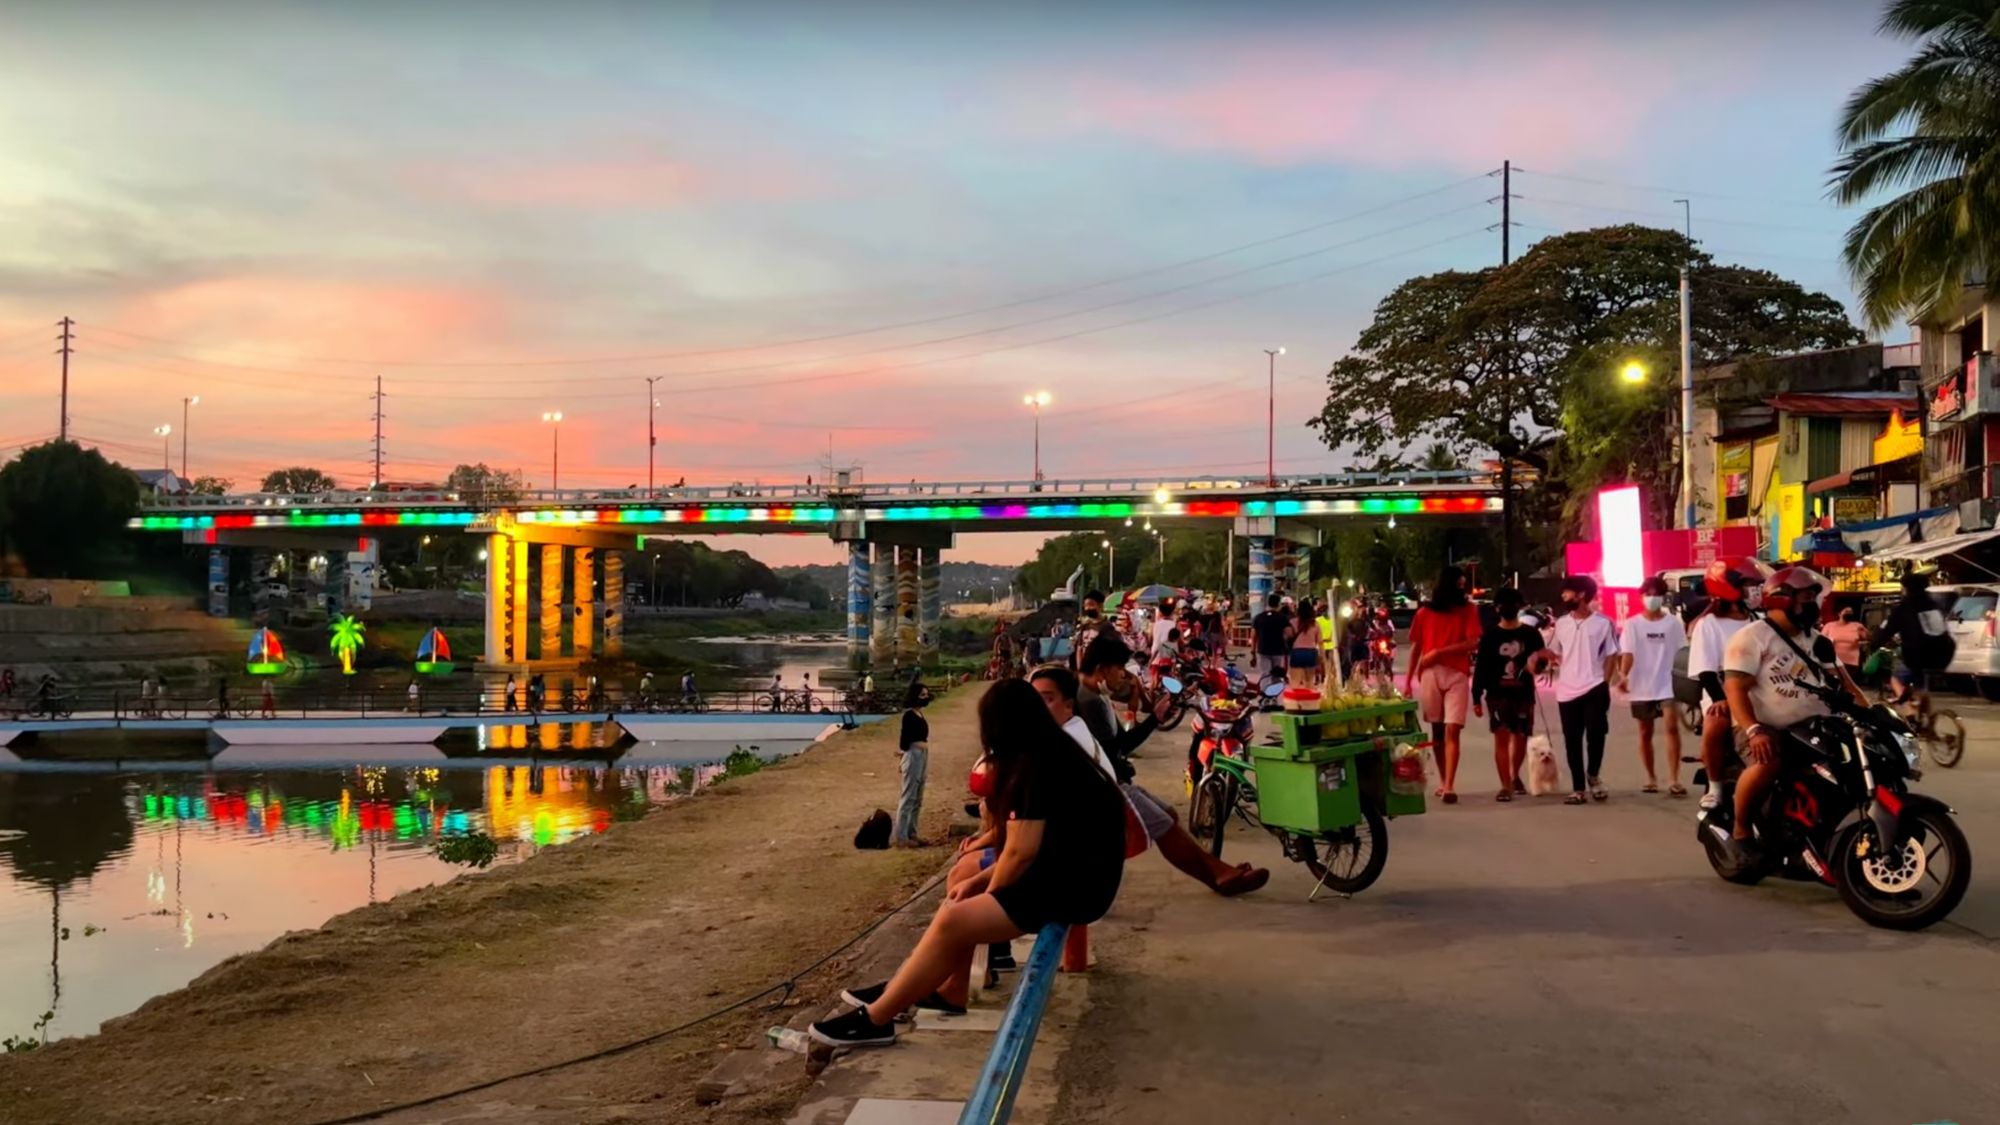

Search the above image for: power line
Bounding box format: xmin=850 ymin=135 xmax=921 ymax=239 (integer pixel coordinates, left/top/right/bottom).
xmin=86 ymin=173 xmax=1496 ymax=372
xmin=56 ymin=317 xmax=73 ymax=441
xmin=1513 ymin=167 xmax=1848 ymax=212
xmin=1516 ymin=194 xmax=1845 ymax=237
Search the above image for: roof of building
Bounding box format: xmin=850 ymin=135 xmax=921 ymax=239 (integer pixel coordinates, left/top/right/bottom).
xmin=1765 ymin=391 xmax=1917 ymax=416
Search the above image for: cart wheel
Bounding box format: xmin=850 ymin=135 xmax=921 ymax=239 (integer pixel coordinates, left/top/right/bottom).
xmin=1301 ymin=805 xmax=1388 ymax=895
xmin=1927 ymin=710 xmax=1965 ymax=768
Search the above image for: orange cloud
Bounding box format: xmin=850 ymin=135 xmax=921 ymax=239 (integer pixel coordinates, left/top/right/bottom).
xmin=406 ymin=146 xmax=829 ymax=210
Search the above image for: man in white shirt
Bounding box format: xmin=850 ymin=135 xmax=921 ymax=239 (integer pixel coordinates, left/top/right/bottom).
xmin=1718 ymin=567 xmax=1865 ymax=870
xmin=1619 ymin=575 xmax=1689 ymax=796
xmin=1547 ymin=575 xmax=1621 ymax=803
xmin=1688 ymin=570 xmax=1758 ymax=809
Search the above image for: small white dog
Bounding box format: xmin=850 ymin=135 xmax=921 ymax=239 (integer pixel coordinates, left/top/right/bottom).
xmin=1524 ymin=735 xmax=1562 ymax=796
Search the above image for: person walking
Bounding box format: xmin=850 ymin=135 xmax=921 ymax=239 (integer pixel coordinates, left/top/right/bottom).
xmin=1546 ymin=575 xmax=1619 ymax=804
xmin=503 ymin=671 xmax=518 ymax=713
xmin=1821 ymin=603 xmax=1869 ymax=682
xmin=1689 ymin=569 xmax=1758 ymax=809
xmin=1287 ymin=599 xmax=1323 ymax=690
xmin=1470 ymin=586 xmax=1544 ymax=801
xmin=1405 ymin=566 xmax=1483 ymax=804
xmin=1619 ymin=575 xmax=1688 ymax=796
xmin=1250 ymin=594 xmax=1291 ymax=686
xmin=893 ymin=682 xmax=934 ymax=847
xmin=260 ymin=678 xmax=277 ymax=719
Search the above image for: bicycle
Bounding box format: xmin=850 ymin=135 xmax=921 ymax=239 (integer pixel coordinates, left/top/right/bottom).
xmin=1897 ymin=690 xmax=1964 ymax=769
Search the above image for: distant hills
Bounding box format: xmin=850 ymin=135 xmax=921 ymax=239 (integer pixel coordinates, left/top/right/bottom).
xmin=777 ymin=560 xmax=1018 ymax=603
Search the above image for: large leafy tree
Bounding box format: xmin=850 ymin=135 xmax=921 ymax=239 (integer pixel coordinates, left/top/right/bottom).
xmin=445 ymin=462 xmax=524 ymax=505
xmin=260 ymin=466 xmax=338 ymax=493
xmin=0 ymin=441 xmax=142 ymax=577
xmin=1830 ymin=0 xmax=2000 ymax=328
xmin=1312 ymin=225 xmax=1860 ymax=542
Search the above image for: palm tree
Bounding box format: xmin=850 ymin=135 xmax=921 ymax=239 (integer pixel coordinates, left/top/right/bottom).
xmin=1829 ymin=0 xmax=2000 ymax=328
xmin=328 ymin=615 xmax=366 ymax=675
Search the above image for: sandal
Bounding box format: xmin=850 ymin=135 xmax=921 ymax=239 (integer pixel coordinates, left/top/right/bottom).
xmin=1591 ymin=785 xmax=1608 ymax=802
xmin=1441 ymin=791 xmax=1458 ymax=805
xmin=1668 ymin=783 xmax=1688 ymax=798
xmin=1564 ymin=792 xmax=1587 ymax=805
xmin=1495 ymin=789 xmax=1513 ymax=802
xmin=1642 ymin=782 xmax=1659 ymax=794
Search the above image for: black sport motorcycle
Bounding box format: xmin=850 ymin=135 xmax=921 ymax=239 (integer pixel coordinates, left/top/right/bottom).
xmin=1695 ymin=675 xmax=1971 ymax=931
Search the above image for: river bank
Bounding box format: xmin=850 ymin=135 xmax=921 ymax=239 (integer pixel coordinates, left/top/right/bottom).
xmin=0 ymin=686 xmax=986 ymax=1124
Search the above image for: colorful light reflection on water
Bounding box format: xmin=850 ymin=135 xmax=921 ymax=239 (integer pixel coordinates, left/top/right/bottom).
xmin=0 ymin=756 xmax=731 ymax=1040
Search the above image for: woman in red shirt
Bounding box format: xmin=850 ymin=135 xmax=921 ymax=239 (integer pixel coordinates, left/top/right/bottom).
xmin=1404 ymin=565 xmax=1483 ymax=804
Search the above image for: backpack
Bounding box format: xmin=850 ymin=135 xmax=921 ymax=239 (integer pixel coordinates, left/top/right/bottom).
xmin=852 ymin=809 xmax=892 ymax=850
xmin=1902 ymin=607 xmax=1956 ymax=672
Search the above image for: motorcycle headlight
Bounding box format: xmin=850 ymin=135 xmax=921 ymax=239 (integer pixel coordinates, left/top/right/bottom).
xmin=1893 ymin=731 xmax=1920 ymax=770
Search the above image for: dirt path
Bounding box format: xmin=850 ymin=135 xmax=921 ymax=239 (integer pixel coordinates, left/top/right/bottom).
xmin=0 ymin=689 xmax=986 ymax=1125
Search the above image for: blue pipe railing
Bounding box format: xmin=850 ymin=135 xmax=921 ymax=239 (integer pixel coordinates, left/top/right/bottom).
xmin=958 ymin=925 xmax=1068 ymax=1125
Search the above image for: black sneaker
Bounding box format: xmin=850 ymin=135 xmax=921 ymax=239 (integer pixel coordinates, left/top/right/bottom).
xmin=916 ymin=991 xmax=967 ymax=1016
xmin=809 ymin=1007 xmax=897 ymax=1048
xmin=987 ymin=942 xmax=1019 ymax=973
xmin=839 ymin=981 xmax=889 ymax=1009
xmin=1716 ymin=834 xmax=1763 ymax=876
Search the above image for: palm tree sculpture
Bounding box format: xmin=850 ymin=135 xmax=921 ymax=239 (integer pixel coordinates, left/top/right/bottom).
xmin=1830 ymin=0 xmax=2000 ymax=328
xmin=329 ymin=615 xmax=366 ymax=676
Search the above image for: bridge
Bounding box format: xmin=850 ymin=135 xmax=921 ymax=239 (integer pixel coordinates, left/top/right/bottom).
xmin=128 ymin=470 xmax=1500 ymax=670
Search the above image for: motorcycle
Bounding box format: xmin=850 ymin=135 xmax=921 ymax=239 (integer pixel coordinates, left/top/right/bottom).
xmin=1367 ymin=632 xmax=1396 ymax=677
xmin=1152 ymin=667 xmax=1205 ymax=732
xmin=1185 ymin=684 xmax=1270 ymax=841
xmin=1694 ymin=673 xmax=1972 ymax=931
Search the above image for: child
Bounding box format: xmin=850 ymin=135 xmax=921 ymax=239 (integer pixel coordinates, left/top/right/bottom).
xmin=1470 ymin=586 xmax=1545 ymax=801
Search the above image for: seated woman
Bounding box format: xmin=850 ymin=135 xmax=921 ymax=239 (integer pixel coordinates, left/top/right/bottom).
xmin=811 ymin=678 xmax=1128 ymax=1048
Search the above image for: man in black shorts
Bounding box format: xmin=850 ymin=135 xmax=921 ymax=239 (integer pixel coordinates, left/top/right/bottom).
xmin=1470 ymin=586 xmax=1544 ymax=799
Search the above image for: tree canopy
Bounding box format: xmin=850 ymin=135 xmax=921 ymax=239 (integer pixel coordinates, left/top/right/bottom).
xmin=189 ymin=476 xmax=233 ymax=496
xmin=1831 ymin=0 xmax=2000 ymax=327
xmin=0 ymin=441 xmax=142 ymax=578
xmin=446 ymin=463 xmax=524 ymax=505
xmin=260 ymin=466 xmax=338 ymax=493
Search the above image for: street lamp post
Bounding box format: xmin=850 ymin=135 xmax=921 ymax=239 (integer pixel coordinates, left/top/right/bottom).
xmin=645 ymin=377 xmax=661 ymax=497
xmin=1023 ymin=392 xmax=1051 ymax=481
xmin=1264 ymin=348 xmax=1285 ymax=487
xmin=541 ymin=411 xmax=563 ymax=491
xmin=180 ymin=395 xmax=199 ymax=478
xmin=154 ymin=424 xmax=171 ymax=471
xmin=1101 ymin=538 xmax=1114 ymax=589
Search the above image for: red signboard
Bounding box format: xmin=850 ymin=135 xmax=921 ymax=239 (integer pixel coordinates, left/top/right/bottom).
xmin=1931 ymin=369 xmax=1964 ymax=423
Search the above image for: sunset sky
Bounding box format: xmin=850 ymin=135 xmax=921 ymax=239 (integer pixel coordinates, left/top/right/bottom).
xmin=0 ymin=1 xmax=1910 ymax=563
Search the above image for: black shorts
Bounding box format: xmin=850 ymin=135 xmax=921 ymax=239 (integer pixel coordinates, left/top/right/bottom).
xmin=1486 ymin=691 xmax=1535 ymax=735
xmin=1630 ymin=699 xmax=1665 ymax=720
xmin=991 ymin=868 xmax=1121 ymax=934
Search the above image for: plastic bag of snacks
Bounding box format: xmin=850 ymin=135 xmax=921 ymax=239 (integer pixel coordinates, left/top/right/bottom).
xmin=1389 ymin=742 xmax=1428 ymax=797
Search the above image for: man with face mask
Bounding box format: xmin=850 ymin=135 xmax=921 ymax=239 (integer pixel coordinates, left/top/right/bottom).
xmin=1618 ymin=575 xmax=1688 ymax=796
xmin=1689 ymin=568 xmax=1758 ymax=809
xmin=1718 ymin=567 xmax=1865 ymax=870
xmin=1547 ymin=575 xmax=1620 ymax=803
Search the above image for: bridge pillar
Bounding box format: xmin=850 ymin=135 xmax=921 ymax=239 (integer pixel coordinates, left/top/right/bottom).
xmin=919 ymin=546 xmax=941 ymax=667
xmin=206 ymin=547 xmax=230 ymax=617
xmin=572 ymin=547 xmax=596 ymax=661
xmin=539 ymin=545 xmax=564 ymax=660
xmin=895 ymin=545 xmax=920 ymax=668
xmin=602 ymin=552 xmax=623 ymax=657
xmin=846 ymin=542 xmax=871 ymax=663
xmin=1247 ymin=536 xmax=1274 ymax=606
xmin=1273 ymin=538 xmax=1298 ymax=603
xmin=510 ymin=539 xmax=530 ymax=663
xmin=483 ymin=533 xmax=513 ymax=666
xmin=870 ymin=542 xmax=896 ymax=669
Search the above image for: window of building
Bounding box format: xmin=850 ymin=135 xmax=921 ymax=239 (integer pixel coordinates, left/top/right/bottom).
xmin=1805 ymin=417 xmax=1842 ymax=481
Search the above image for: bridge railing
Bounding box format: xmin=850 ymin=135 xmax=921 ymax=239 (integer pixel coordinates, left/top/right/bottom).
xmin=959 ymin=924 xmax=1068 ymax=1125
xmin=0 ymin=684 xmax=920 ymax=722
xmin=137 ymin=470 xmax=1493 ymax=512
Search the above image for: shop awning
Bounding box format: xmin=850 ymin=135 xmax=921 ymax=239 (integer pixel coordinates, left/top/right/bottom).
xmin=1863 ymin=526 xmax=2000 ymax=564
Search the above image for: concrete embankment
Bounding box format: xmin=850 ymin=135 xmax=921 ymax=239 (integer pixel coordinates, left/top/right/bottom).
xmin=0 ymin=686 xmax=986 ymax=1125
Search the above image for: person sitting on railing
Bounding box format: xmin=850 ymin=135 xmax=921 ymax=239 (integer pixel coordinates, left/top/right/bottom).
xmin=811 ymin=679 xmax=1128 ymax=1049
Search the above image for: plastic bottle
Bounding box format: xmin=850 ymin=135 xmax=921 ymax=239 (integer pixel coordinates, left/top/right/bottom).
xmin=768 ymin=1027 xmax=811 ymax=1053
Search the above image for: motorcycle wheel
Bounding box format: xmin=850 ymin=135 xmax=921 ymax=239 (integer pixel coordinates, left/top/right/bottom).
xmin=1925 ymin=711 xmax=1965 ymax=769
xmin=1301 ymin=805 xmax=1388 ymax=894
xmin=1156 ymin=695 xmax=1188 ymax=732
xmin=1833 ymin=803 xmax=1972 ymax=931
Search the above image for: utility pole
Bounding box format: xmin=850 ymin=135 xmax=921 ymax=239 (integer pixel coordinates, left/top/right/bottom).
xmin=1676 ymin=199 xmax=1696 ymax=530
xmin=1490 ymin=161 xmax=1520 ymax=579
xmin=645 ymin=376 xmax=661 ymax=496
xmin=371 ymin=376 xmax=385 ymax=489
xmin=55 ymin=317 xmax=73 ymax=442
xmin=1263 ymin=348 xmax=1285 ymax=486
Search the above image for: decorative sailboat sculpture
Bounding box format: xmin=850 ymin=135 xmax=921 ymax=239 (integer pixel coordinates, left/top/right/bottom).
xmin=415 ymin=626 xmax=454 ymax=676
xmin=245 ymin=628 xmax=287 ymax=675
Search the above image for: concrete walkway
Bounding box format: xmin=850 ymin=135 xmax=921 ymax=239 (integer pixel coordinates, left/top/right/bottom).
xmin=1049 ymin=700 xmax=2000 ymax=1124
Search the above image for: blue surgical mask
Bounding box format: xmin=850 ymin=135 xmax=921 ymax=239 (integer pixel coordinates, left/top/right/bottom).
xmin=1643 ymin=595 xmax=1665 ymax=612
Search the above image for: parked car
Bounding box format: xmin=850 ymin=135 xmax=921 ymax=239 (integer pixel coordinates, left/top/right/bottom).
xmin=1924 ymin=584 xmax=2000 ymax=699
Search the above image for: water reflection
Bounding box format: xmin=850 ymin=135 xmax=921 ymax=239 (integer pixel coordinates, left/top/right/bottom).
xmin=0 ymin=749 xmax=773 ymax=1041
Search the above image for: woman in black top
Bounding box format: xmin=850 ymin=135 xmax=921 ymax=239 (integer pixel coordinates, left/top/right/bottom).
xmin=893 ymin=682 xmax=932 ymax=847
xmin=812 ymin=679 xmax=1127 ymax=1048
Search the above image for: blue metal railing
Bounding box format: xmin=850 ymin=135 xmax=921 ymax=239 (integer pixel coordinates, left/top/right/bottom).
xmin=958 ymin=925 xmax=1068 ymax=1125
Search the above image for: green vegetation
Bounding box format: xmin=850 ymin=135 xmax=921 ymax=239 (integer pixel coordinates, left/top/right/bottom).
xmin=720 ymin=746 xmax=767 ymax=779
xmin=259 ymin=467 xmax=338 ymax=493
xmin=435 ymin=831 xmax=501 ymax=869
xmin=1 ymin=1011 xmax=53 ymax=1054
xmin=1831 ymin=0 xmax=2000 ymax=327
xmin=0 ymin=440 xmax=141 ymax=578
xmin=1013 ymin=529 xmax=1239 ymax=598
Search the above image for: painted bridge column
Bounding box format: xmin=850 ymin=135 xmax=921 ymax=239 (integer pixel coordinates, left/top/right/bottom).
xmin=483 ymin=533 xmax=512 ymax=666
xmin=601 ymin=552 xmax=623 ymax=658
xmin=919 ymin=546 xmax=941 ymax=667
xmin=540 ymin=545 xmax=565 ymax=661
xmin=572 ymin=547 xmax=596 ymax=662
xmin=509 ymin=539 xmax=530 ymax=665
xmin=846 ymin=542 xmax=871 ymax=664
xmin=895 ymin=545 xmax=920 ymax=668
xmin=870 ymin=542 xmax=896 ymax=669
xmin=1247 ymin=536 xmax=1274 ymax=606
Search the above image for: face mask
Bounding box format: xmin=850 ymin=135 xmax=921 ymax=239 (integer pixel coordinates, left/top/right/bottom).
xmin=1643 ymin=595 xmax=1665 ymax=612
xmin=1788 ymin=598 xmax=1821 ymax=631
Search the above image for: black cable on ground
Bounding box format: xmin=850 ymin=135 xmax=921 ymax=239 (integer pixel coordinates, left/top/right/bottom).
xmin=304 ymin=866 xmax=952 ymax=1125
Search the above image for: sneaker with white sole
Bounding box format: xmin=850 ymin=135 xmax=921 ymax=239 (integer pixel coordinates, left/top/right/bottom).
xmin=810 ymin=1007 xmax=897 ymax=1048
xmin=1699 ymin=789 xmax=1721 ymax=810
xmin=838 ymin=982 xmax=967 ymax=1017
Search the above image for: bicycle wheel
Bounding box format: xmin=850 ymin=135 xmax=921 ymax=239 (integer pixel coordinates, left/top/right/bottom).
xmin=1680 ymin=701 xmax=1704 ymax=735
xmin=1301 ymin=805 xmax=1389 ymax=895
xmin=1927 ymin=710 xmax=1965 ymax=768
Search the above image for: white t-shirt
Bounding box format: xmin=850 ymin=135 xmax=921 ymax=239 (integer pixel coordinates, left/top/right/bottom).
xmin=1549 ymin=611 xmax=1620 ymax=702
xmin=1151 ymin=617 xmax=1178 ymax=658
xmin=1688 ymin=614 xmax=1752 ymax=680
xmin=1063 ymin=713 xmax=1118 ymax=781
xmin=1723 ymin=621 xmax=1837 ymax=731
xmin=1619 ymin=612 xmax=1687 ymax=702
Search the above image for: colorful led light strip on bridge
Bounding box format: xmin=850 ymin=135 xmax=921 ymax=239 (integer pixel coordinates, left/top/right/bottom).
xmin=130 ymin=495 xmax=1498 ymax=532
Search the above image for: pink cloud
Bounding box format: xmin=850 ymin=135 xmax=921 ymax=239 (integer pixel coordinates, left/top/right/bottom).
xmin=407 ymin=145 xmax=828 ymax=209
xmin=108 ymin=275 xmax=508 ymax=360
xmin=1030 ymin=26 xmax=1760 ymax=170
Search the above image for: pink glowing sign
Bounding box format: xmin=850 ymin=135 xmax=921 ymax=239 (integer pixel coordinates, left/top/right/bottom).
xmin=1597 ymin=486 xmax=1644 ymax=589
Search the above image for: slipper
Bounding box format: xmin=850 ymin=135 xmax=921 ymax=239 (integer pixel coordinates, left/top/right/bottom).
xmin=1512 ymin=778 xmax=1527 ymax=795
xmin=1564 ymin=792 xmax=1587 ymax=805
xmin=1442 ymin=791 xmax=1458 ymax=805
xmin=1642 ymin=783 xmax=1659 ymax=794
xmin=1669 ymin=783 xmax=1688 ymax=798
xmin=1591 ymin=786 xmax=1608 ymax=802
xmin=1215 ymin=867 xmax=1270 ymax=897
xmin=1495 ymin=790 xmax=1512 ymax=802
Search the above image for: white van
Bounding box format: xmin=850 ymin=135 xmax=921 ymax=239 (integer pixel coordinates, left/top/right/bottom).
xmin=1926 ymin=584 xmax=2000 ymax=699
